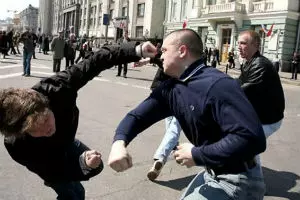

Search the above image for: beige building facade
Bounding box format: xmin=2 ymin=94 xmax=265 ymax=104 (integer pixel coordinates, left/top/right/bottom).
xmin=19 ymin=4 xmax=39 ymax=32
xmin=164 ymin=0 xmax=300 ymax=71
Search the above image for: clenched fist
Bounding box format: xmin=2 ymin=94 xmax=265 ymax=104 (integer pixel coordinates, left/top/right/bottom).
xmin=85 ymin=150 xmax=102 ymax=169
xmin=141 ymin=41 xmax=157 ymax=58
xmin=108 ymin=140 xmax=132 ymax=172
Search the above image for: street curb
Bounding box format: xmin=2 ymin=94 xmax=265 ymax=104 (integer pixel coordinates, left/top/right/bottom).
xmin=223 ymin=69 xmax=300 ymax=87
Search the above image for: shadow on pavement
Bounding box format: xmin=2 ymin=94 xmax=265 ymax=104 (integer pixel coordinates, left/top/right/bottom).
xmin=32 ymin=58 xmax=52 ymax=61
xmin=28 ymin=75 xmax=50 ymax=79
xmin=152 ymin=174 xmax=196 ymax=191
xmin=264 ymin=167 xmax=300 ymax=200
xmin=125 ymin=76 xmax=153 ymax=82
xmin=0 ymin=61 xmax=18 ymax=64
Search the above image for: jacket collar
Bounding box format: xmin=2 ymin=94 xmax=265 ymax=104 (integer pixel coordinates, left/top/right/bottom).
xmin=245 ymin=51 xmax=260 ymax=65
xmin=179 ymin=58 xmax=206 ymax=82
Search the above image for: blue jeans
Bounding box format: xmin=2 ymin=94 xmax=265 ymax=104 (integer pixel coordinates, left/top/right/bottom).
xmin=181 ymin=165 xmax=265 ymax=200
xmin=45 ymin=181 xmax=85 ymax=200
xmin=256 ymin=120 xmax=283 ymax=167
xmin=153 ymin=116 xmax=181 ymax=163
xmin=23 ymin=51 xmax=33 ymax=75
xmin=262 ymin=120 xmax=282 ymax=138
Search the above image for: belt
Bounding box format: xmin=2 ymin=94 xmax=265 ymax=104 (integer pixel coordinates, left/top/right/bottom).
xmin=206 ymin=158 xmax=256 ymax=176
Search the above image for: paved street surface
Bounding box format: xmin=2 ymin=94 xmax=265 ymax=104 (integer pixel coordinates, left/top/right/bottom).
xmin=0 ymin=52 xmax=299 ymax=200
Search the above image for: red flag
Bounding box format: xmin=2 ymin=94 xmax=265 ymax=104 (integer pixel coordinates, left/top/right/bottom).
xmin=183 ymin=19 xmax=187 ymax=29
xmin=266 ymin=24 xmax=274 ymax=37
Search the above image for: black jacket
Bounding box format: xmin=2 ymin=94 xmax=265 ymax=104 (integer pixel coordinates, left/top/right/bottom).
xmin=4 ymin=42 xmax=140 ymax=182
xmin=238 ymin=51 xmax=285 ymax=124
xmin=149 ymin=50 xmax=171 ymax=90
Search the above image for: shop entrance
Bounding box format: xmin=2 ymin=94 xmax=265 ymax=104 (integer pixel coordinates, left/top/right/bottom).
xmin=221 ymin=28 xmax=232 ymax=63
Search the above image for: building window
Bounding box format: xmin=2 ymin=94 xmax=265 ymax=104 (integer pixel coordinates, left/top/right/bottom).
xmin=171 ymin=1 xmax=177 ymax=20
xmin=110 ymin=9 xmax=114 ymax=20
xmin=137 ymin=3 xmax=145 ymax=17
xmin=122 ymin=7 xmax=127 ymax=17
xmin=207 ymin=0 xmax=216 ymax=5
xmin=136 ymin=26 xmax=143 ymax=38
xmin=98 ymin=3 xmax=102 ymax=13
xmin=182 ymin=0 xmax=187 ymax=19
xmin=89 ymin=18 xmax=93 ymax=27
xmin=98 ymin=16 xmax=102 ymax=25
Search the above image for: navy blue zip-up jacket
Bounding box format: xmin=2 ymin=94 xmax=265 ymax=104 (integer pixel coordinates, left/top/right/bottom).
xmin=114 ymin=59 xmax=266 ymax=168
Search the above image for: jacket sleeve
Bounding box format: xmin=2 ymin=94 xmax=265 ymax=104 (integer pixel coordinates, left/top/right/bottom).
xmin=33 ymin=42 xmax=141 ymax=98
xmin=191 ymin=78 xmax=266 ymax=167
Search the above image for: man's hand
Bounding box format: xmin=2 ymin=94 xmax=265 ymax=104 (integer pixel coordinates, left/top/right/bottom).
xmin=108 ymin=140 xmax=133 ymax=172
xmin=142 ymin=41 xmax=157 ymax=58
xmin=173 ymin=143 xmax=196 ymax=168
xmin=85 ymin=150 xmax=102 ymax=169
xmin=134 ymin=58 xmax=151 ymax=68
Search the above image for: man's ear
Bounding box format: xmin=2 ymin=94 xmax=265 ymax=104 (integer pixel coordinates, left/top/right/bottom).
xmin=179 ymin=45 xmax=188 ymax=58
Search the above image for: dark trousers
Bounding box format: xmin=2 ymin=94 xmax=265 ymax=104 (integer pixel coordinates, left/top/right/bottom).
xmin=228 ymin=61 xmax=235 ymax=69
xmin=53 ymin=59 xmax=61 ymax=72
xmin=44 ymin=140 xmax=103 ymax=200
xmin=66 ymin=58 xmax=75 ymax=70
xmin=117 ymin=63 xmax=128 ymax=76
xmin=291 ymin=63 xmax=299 ymax=80
xmin=9 ymin=42 xmax=16 ymax=55
xmin=32 ymin=46 xmax=36 ymax=58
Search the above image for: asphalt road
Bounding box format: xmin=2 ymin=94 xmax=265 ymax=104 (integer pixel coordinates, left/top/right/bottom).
xmin=0 ymin=52 xmax=299 ymax=200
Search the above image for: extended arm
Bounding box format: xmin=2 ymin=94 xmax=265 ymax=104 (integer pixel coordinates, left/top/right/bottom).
xmin=108 ymin=89 xmax=171 ymax=172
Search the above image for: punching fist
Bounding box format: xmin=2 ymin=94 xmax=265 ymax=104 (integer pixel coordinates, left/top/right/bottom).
xmin=85 ymin=150 xmax=102 ymax=169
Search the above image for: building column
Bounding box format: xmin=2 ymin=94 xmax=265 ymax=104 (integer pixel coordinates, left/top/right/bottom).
xmin=74 ymin=5 xmax=80 ymax=37
xmin=85 ymin=0 xmax=90 ymax=36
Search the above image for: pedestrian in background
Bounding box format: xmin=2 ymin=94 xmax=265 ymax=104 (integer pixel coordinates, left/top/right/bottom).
xmin=13 ymin=32 xmax=21 ymax=54
xmin=7 ymin=29 xmax=17 ymax=55
xmin=51 ymin=30 xmax=65 ymax=72
xmin=75 ymin=34 xmax=87 ymax=64
xmin=291 ymin=51 xmax=299 ymax=80
xmin=64 ymin=33 xmax=77 ymax=69
xmin=19 ymin=29 xmax=35 ymax=77
xmin=227 ymin=48 xmax=235 ymax=69
xmin=0 ymin=31 xmax=9 ymax=58
xmin=116 ymin=31 xmax=131 ymax=78
xmin=42 ymin=34 xmax=50 ymax=55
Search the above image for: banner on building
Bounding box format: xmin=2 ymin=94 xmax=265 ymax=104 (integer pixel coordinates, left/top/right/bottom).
xmin=268 ymin=29 xmax=279 ymax=50
xmin=183 ymin=19 xmax=188 ymax=29
xmin=261 ymin=24 xmax=274 ymax=37
xmin=113 ymin=17 xmax=128 ymax=29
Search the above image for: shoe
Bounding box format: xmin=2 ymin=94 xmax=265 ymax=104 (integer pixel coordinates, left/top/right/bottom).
xmin=147 ymin=160 xmax=164 ymax=181
xmin=24 ymin=74 xmax=30 ymax=77
xmin=123 ymin=75 xmax=127 ymax=78
xmin=22 ymin=73 xmax=25 ymax=76
xmin=116 ymin=74 xmax=120 ymax=77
